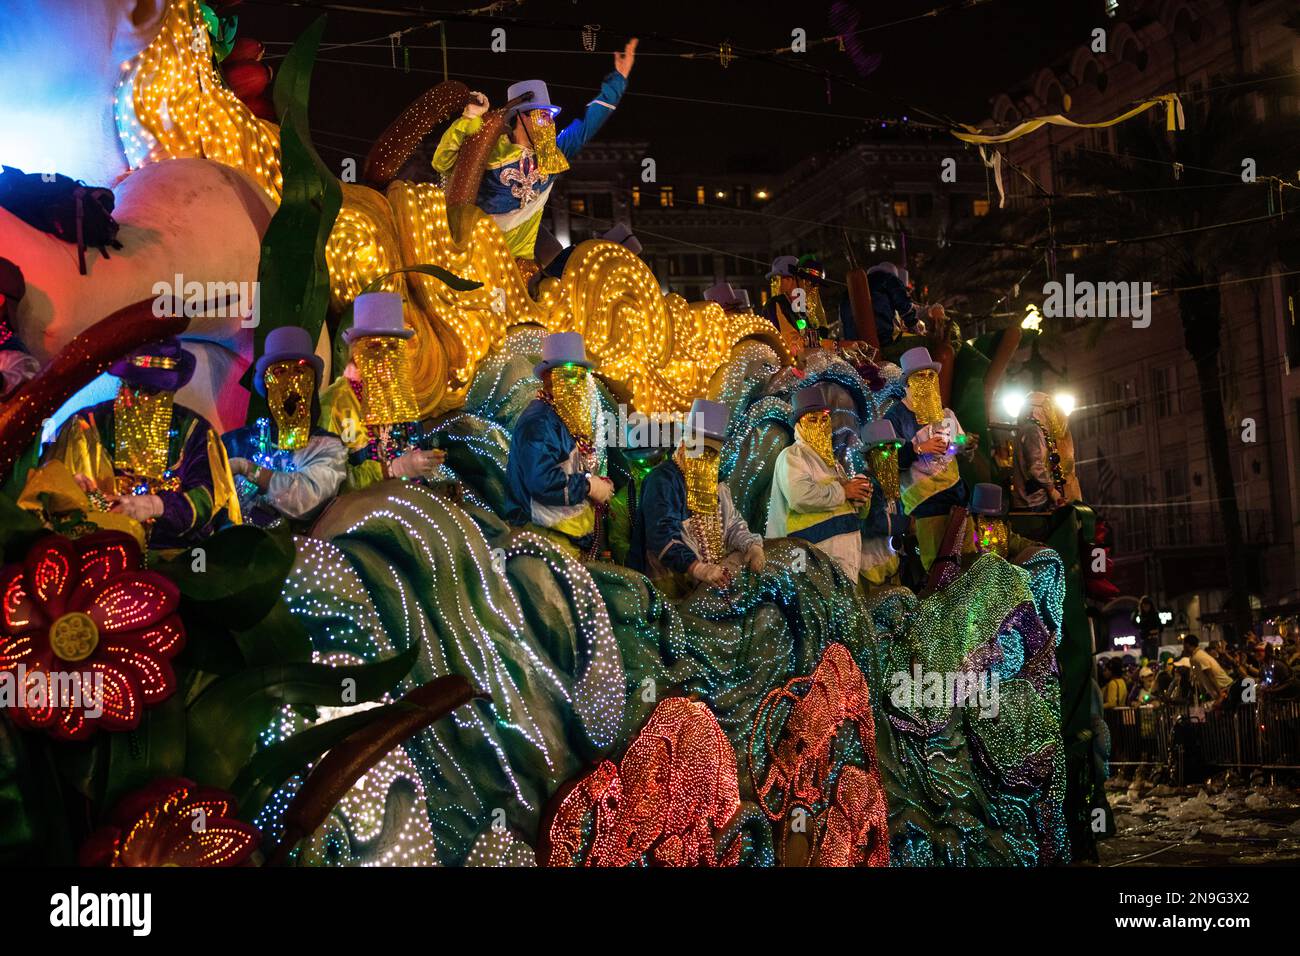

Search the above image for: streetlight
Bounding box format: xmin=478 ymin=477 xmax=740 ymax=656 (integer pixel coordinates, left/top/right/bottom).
xmin=1000 ymin=390 xmax=1027 ymax=421
xmin=1054 ymin=391 xmax=1076 ymax=416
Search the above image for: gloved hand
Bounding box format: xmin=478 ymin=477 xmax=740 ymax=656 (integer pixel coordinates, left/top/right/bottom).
xmin=586 ymin=475 xmax=613 ymax=505
xmin=463 ymin=91 xmax=489 ymax=118
xmin=389 ymin=448 xmax=445 ymax=479
xmin=690 ymin=561 xmax=729 ymax=586
xmin=109 ymin=494 xmax=163 ymax=522
xmin=745 ymin=543 xmax=766 ymax=572
xmin=228 ymin=456 xmax=254 ymax=477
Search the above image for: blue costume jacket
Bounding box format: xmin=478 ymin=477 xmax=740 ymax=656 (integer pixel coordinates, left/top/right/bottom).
xmin=506 ymin=399 xmax=594 ymax=544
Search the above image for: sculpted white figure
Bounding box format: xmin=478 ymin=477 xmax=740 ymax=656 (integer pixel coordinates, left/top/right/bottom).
xmin=0 ymin=0 xmax=277 ymax=431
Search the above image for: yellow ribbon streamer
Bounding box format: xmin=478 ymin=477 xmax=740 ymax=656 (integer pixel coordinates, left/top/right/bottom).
xmin=952 ymin=93 xmax=1184 ymax=145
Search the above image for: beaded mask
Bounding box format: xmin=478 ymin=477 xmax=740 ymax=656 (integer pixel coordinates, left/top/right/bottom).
xmin=905 ymin=369 xmax=944 ymax=426
xmin=112 ymin=384 xmax=173 ymax=482
xmin=973 ymin=517 xmax=1010 ymax=557
xmin=521 ymin=109 xmax=569 ymax=175
xmin=264 ymin=359 xmax=315 ymax=450
xmin=675 ymin=443 xmax=723 ymax=564
xmin=353 ymin=336 xmax=419 ymax=426
xmin=867 ymin=442 xmax=903 ymax=502
xmin=795 ymin=409 xmax=836 ymax=469
xmin=547 ymin=365 xmax=594 ymax=441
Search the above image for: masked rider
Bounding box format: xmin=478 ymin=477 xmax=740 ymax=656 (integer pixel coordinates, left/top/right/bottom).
xmin=505 ymin=332 xmax=614 ymax=559
xmin=40 ymin=337 xmax=240 ymax=549
xmin=766 ymin=384 xmax=871 ymax=580
xmin=223 ymin=326 xmax=346 ymax=527
xmin=320 ymin=292 xmax=446 ymax=492
xmin=884 ymin=347 xmax=969 ymax=571
xmin=629 ymin=398 xmax=764 ymax=597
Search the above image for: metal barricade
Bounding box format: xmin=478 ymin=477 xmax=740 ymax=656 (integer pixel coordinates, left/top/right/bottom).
xmin=1105 ymin=699 xmax=1300 ymax=775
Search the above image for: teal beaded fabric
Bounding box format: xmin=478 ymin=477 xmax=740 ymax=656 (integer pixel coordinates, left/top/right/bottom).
xmin=259 ymin=341 xmax=1069 ymax=866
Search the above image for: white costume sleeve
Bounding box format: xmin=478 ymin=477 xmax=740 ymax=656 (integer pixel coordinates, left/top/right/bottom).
xmin=779 ymin=444 xmax=847 ymax=514
xmin=265 ymin=434 xmax=348 ymax=520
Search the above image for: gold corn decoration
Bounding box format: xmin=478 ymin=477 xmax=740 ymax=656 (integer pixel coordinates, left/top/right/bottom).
xmin=112 ymin=386 xmax=174 ymax=483
xmin=264 ymin=361 xmax=316 ymax=450
xmin=355 ymin=337 xmax=421 ymax=426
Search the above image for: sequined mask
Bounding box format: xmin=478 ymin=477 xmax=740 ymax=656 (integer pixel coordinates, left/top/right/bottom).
xmin=547 ymin=365 xmax=594 ymax=442
xmin=522 ymin=109 xmax=569 ymax=175
xmin=795 ymin=410 xmax=836 ymax=469
xmin=867 ymin=443 xmax=902 ymax=502
xmin=905 ymin=369 xmax=944 ymax=426
xmin=675 ymin=443 xmax=724 ymax=564
xmin=974 ymin=518 xmax=1009 ymax=557
xmin=112 ymin=384 xmax=174 ymax=482
xmin=264 ymin=360 xmax=315 ymax=450
xmin=354 ymin=336 xmax=419 ymax=426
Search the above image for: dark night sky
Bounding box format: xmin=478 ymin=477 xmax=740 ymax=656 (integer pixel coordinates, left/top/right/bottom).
xmin=240 ymin=0 xmax=1108 ymax=173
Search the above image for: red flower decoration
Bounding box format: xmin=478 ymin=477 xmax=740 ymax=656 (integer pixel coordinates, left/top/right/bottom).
xmin=0 ymin=531 xmax=184 ymax=740
xmin=80 ymin=778 xmax=260 ymax=867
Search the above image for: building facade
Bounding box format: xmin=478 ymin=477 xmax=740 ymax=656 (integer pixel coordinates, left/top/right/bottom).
xmin=981 ymin=0 xmax=1300 ymax=637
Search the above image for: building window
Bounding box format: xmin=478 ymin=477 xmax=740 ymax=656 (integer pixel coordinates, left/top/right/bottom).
xmin=631 ymin=187 xmax=640 ymax=208
xmin=973 ymin=198 xmax=990 ymax=217
xmin=569 ymin=196 xmax=587 ymax=215
xmin=1124 ymin=377 xmax=1142 ymax=428
xmin=659 ymin=186 xmax=675 ymax=208
xmin=892 ymin=196 xmax=910 ymax=218
xmin=696 ymin=185 xmax=706 ymax=205
xmin=1151 ymin=366 xmax=1179 ymax=417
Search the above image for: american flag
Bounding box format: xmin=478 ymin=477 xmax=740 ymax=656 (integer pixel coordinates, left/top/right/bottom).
xmin=1095 ymin=446 xmax=1117 ymax=502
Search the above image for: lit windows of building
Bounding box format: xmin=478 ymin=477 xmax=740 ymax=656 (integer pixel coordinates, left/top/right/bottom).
xmin=631 ymin=186 xmax=640 ymax=207
xmin=659 ymin=185 xmax=675 ymax=207
xmin=892 ymin=196 xmax=910 ymax=218
xmin=973 ymin=198 xmax=991 ymax=217
xmin=696 ymin=185 xmax=706 ymax=204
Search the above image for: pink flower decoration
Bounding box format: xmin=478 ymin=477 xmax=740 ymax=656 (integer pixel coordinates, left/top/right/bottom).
xmin=80 ymin=778 xmax=260 ymax=867
xmin=0 ymin=531 xmax=184 ymax=740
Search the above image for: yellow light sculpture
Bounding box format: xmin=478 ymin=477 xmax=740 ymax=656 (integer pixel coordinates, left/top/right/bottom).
xmin=116 ymin=0 xmax=788 ymax=417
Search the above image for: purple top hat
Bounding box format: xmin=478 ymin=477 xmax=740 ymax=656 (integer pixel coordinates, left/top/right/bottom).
xmin=686 ymin=398 xmax=730 ymax=446
xmin=970 ymin=483 xmax=1006 ymax=516
xmin=109 ymin=337 xmax=197 ymax=392
xmin=789 ymin=383 xmax=830 ymax=425
xmin=254 ymin=325 xmax=325 ymax=397
xmin=899 ymin=346 xmax=942 ymax=381
xmin=506 ymin=79 xmax=560 ymax=120
xmin=860 ymin=418 xmax=901 ymax=447
xmin=344 ymin=292 xmax=414 ymax=345
xmin=600 ymin=222 xmax=643 ymax=256
xmin=766 ymin=255 xmax=799 ymax=280
xmin=534 ymin=331 xmax=594 ymax=378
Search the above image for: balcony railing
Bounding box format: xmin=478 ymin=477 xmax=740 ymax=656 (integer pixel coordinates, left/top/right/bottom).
xmin=1110 ymin=508 xmax=1273 ymax=552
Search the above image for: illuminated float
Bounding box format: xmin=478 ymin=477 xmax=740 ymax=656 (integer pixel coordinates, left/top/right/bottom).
xmin=0 ymin=0 xmax=1093 ymax=868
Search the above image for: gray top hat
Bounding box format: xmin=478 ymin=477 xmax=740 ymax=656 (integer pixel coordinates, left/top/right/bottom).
xmin=686 ymin=398 xmax=730 ymax=446
xmin=506 ymin=79 xmax=560 ymax=119
xmin=704 ymin=281 xmax=752 ymax=310
xmin=970 ymin=483 xmax=1005 ymax=516
xmin=534 ymin=331 xmax=594 ymax=378
xmin=899 ymin=346 xmax=942 ymax=380
xmin=789 ymin=383 xmax=830 ymax=425
xmin=600 ymin=222 xmax=643 ymax=255
xmin=254 ymin=325 xmax=325 ymax=397
xmin=860 ymin=418 xmax=901 ymax=447
xmin=345 ymin=292 xmax=415 ymax=344
xmin=766 ymin=255 xmax=799 ymax=280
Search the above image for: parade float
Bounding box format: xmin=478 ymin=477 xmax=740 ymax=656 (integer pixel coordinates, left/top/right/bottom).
xmin=0 ymin=0 xmax=1101 ymax=867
